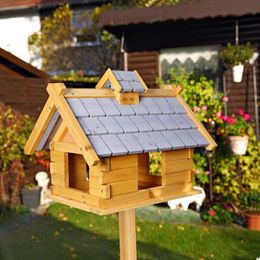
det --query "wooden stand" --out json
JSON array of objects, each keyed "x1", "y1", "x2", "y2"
[{"x1": 119, "y1": 209, "x2": 136, "y2": 260}]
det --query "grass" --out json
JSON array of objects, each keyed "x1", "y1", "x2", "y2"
[{"x1": 0, "y1": 203, "x2": 259, "y2": 260}]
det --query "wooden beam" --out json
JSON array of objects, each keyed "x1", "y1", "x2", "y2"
[
  {"x1": 53, "y1": 141, "x2": 81, "y2": 154},
  {"x1": 176, "y1": 95, "x2": 217, "y2": 150},
  {"x1": 95, "y1": 68, "x2": 110, "y2": 89},
  {"x1": 24, "y1": 97, "x2": 56, "y2": 154},
  {"x1": 141, "y1": 89, "x2": 176, "y2": 97},
  {"x1": 65, "y1": 88, "x2": 115, "y2": 98},
  {"x1": 119, "y1": 209, "x2": 137, "y2": 260},
  {"x1": 47, "y1": 83, "x2": 100, "y2": 166}
]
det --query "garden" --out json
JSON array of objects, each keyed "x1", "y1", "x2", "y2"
[{"x1": 0, "y1": 3, "x2": 260, "y2": 260}]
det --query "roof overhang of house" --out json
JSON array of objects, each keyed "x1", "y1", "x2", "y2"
[
  {"x1": 0, "y1": 48, "x2": 49, "y2": 79},
  {"x1": 101, "y1": 0, "x2": 260, "y2": 29}
]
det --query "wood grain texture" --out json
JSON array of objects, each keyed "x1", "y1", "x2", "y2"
[
  {"x1": 119, "y1": 209, "x2": 137, "y2": 260},
  {"x1": 24, "y1": 97, "x2": 55, "y2": 154},
  {"x1": 115, "y1": 92, "x2": 140, "y2": 105},
  {"x1": 65, "y1": 88, "x2": 115, "y2": 98}
]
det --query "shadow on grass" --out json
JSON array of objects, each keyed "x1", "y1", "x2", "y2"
[{"x1": 0, "y1": 214, "x2": 191, "y2": 260}]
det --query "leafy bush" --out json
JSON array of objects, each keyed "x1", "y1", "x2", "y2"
[
  {"x1": 202, "y1": 204, "x2": 233, "y2": 224},
  {"x1": 239, "y1": 190, "x2": 260, "y2": 213},
  {"x1": 220, "y1": 43, "x2": 254, "y2": 66},
  {"x1": 0, "y1": 103, "x2": 35, "y2": 210}
]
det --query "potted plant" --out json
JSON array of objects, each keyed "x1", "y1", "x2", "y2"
[
  {"x1": 240, "y1": 190, "x2": 260, "y2": 230},
  {"x1": 220, "y1": 43, "x2": 254, "y2": 82},
  {"x1": 217, "y1": 109, "x2": 250, "y2": 155}
]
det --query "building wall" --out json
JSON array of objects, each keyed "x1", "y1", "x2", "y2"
[
  {"x1": 0, "y1": 76, "x2": 48, "y2": 118},
  {"x1": 0, "y1": 12, "x2": 41, "y2": 66}
]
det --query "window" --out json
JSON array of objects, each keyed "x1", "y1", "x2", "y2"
[{"x1": 159, "y1": 45, "x2": 222, "y2": 91}]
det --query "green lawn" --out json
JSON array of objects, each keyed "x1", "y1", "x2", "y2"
[{"x1": 0, "y1": 203, "x2": 259, "y2": 260}]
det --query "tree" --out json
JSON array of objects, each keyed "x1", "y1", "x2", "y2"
[{"x1": 29, "y1": 4, "x2": 119, "y2": 76}]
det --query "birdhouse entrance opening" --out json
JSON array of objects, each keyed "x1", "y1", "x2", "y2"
[
  {"x1": 138, "y1": 153, "x2": 162, "y2": 189},
  {"x1": 68, "y1": 153, "x2": 89, "y2": 192}
]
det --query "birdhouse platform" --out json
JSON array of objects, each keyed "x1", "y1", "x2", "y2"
[{"x1": 25, "y1": 68, "x2": 216, "y2": 215}]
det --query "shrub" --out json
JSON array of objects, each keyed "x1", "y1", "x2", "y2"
[
  {"x1": 0, "y1": 103, "x2": 35, "y2": 210},
  {"x1": 202, "y1": 204, "x2": 233, "y2": 224}
]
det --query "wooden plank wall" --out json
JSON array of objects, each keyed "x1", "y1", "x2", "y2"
[
  {"x1": 127, "y1": 51, "x2": 159, "y2": 89},
  {"x1": 0, "y1": 76, "x2": 48, "y2": 118}
]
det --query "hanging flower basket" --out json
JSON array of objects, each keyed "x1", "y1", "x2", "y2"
[
  {"x1": 220, "y1": 43, "x2": 253, "y2": 83},
  {"x1": 228, "y1": 135, "x2": 249, "y2": 155},
  {"x1": 232, "y1": 64, "x2": 244, "y2": 83}
]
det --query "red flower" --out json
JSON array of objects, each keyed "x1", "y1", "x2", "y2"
[
  {"x1": 227, "y1": 117, "x2": 235, "y2": 125},
  {"x1": 209, "y1": 210, "x2": 216, "y2": 217},
  {"x1": 238, "y1": 108, "x2": 244, "y2": 116},
  {"x1": 243, "y1": 113, "x2": 250, "y2": 121}
]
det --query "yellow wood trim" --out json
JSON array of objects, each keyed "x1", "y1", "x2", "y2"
[
  {"x1": 115, "y1": 92, "x2": 139, "y2": 104},
  {"x1": 65, "y1": 88, "x2": 115, "y2": 98},
  {"x1": 95, "y1": 68, "x2": 110, "y2": 89},
  {"x1": 107, "y1": 69, "x2": 123, "y2": 92},
  {"x1": 51, "y1": 186, "x2": 100, "y2": 207},
  {"x1": 134, "y1": 70, "x2": 148, "y2": 92},
  {"x1": 160, "y1": 84, "x2": 183, "y2": 96},
  {"x1": 53, "y1": 141, "x2": 81, "y2": 154},
  {"x1": 47, "y1": 83, "x2": 100, "y2": 166},
  {"x1": 51, "y1": 186, "x2": 200, "y2": 216},
  {"x1": 89, "y1": 182, "x2": 111, "y2": 199},
  {"x1": 24, "y1": 97, "x2": 56, "y2": 155},
  {"x1": 141, "y1": 89, "x2": 176, "y2": 97},
  {"x1": 64, "y1": 88, "x2": 177, "y2": 98},
  {"x1": 176, "y1": 95, "x2": 217, "y2": 150}
]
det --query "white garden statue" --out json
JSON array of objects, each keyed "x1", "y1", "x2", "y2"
[
  {"x1": 168, "y1": 186, "x2": 205, "y2": 211},
  {"x1": 35, "y1": 171, "x2": 52, "y2": 205}
]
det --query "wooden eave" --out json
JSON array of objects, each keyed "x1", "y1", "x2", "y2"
[
  {"x1": 24, "y1": 83, "x2": 100, "y2": 166},
  {"x1": 0, "y1": 48, "x2": 49, "y2": 79}
]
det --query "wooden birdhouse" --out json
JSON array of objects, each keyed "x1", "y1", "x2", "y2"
[{"x1": 24, "y1": 68, "x2": 216, "y2": 215}]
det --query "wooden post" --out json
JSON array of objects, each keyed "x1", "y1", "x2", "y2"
[{"x1": 119, "y1": 209, "x2": 136, "y2": 260}]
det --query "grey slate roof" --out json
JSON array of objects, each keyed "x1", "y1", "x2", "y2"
[
  {"x1": 105, "y1": 70, "x2": 146, "y2": 93},
  {"x1": 66, "y1": 96, "x2": 209, "y2": 157}
]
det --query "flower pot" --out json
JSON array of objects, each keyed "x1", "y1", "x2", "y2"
[
  {"x1": 245, "y1": 212, "x2": 260, "y2": 231},
  {"x1": 232, "y1": 64, "x2": 244, "y2": 83},
  {"x1": 21, "y1": 186, "x2": 41, "y2": 209},
  {"x1": 228, "y1": 135, "x2": 249, "y2": 155}
]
